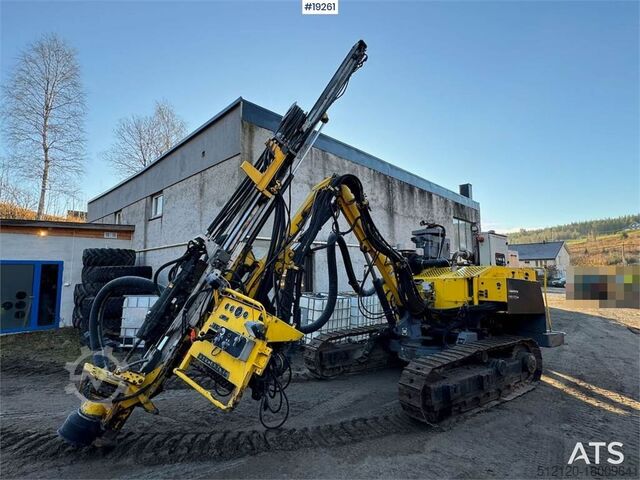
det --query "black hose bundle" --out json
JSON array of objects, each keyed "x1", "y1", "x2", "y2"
[
  {"x1": 205, "y1": 103, "x2": 307, "y2": 247},
  {"x1": 276, "y1": 187, "x2": 337, "y2": 327},
  {"x1": 253, "y1": 192, "x2": 292, "y2": 310},
  {"x1": 258, "y1": 352, "x2": 292, "y2": 429},
  {"x1": 333, "y1": 175, "x2": 428, "y2": 317},
  {"x1": 206, "y1": 147, "x2": 273, "y2": 242},
  {"x1": 88, "y1": 276, "x2": 160, "y2": 365},
  {"x1": 152, "y1": 240, "x2": 203, "y2": 288},
  {"x1": 294, "y1": 233, "x2": 341, "y2": 334},
  {"x1": 285, "y1": 232, "x2": 375, "y2": 334},
  {"x1": 333, "y1": 233, "x2": 375, "y2": 297},
  {"x1": 274, "y1": 104, "x2": 306, "y2": 152},
  {"x1": 273, "y1": 173, "x2": 429, "y2": 333}
]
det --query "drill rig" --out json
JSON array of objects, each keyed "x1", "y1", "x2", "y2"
[{"x1": 58, "y1": 40, "x2": 563, "y2": 447}]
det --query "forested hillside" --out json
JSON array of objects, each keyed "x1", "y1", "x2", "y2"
[{"x1": 506, "y1": 214, "x2": 639, "y2": 244}]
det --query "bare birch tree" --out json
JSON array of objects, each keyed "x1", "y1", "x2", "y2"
[
  {"x1": 0, "y1": 158, "x2": 38, "y2": 213},
  {"x1": 2, "y1": 33, "x2": 86, "y2": 219},
  {"x1": 103, "y1": 100, "x2": 187, "y2": 178}
]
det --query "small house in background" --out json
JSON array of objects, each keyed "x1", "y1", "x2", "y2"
[
  {"x1": 66, "y1": 210, "x2": 88, "y2": 221},
  {"x1": 0, "y1": 219, "x2": 134, "y2": 333},
  {"x1": 507, "y1": 249, "x2": 520, "y2": 267},
  {"x1": 508, "y1": 241, "x2": 570, "y2": 276}
]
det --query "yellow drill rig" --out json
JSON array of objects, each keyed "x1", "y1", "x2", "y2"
[{"x1": 58, "y1": 40, "x2": 563, "y2": 446}]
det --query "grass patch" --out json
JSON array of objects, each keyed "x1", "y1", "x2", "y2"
[{"x1": 0, "y1": 328, "x2": 81, "y2": 368}]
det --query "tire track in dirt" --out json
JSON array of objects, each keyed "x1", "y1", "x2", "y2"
[
  {"x1": 1, "y1": 361, "x2": 68, "y2": 377},
  {"x1": 1, "y1": 412, "x2": 425, "y2": 466},
  {"x1": 1, "y1": 365, "x2": 317, "y2": 390}
]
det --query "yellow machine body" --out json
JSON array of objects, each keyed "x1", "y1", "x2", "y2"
[
  {"x1": 71, "y1": 288, "x2": 303, "y2": 433},
  {"x1": 415, "y1": 265, "x2": 538, "y2": 309},
  {"x1": 173, "y1": 289, "x2": 303, "y2": 411}
]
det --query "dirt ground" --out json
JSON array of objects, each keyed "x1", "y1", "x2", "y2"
[{"x1": 1, "y1": 293, "x2": 638, "y2": 479}]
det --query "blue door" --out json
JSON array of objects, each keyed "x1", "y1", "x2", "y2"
[{"x1": 0, "y1": 260, "x2": 63, "y2": 334}]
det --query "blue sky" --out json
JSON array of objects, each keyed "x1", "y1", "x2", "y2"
[{"x1": 1, "y1": 1, "x2": 638, "y2": 232}]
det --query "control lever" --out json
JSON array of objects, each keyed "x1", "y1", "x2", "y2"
[{"x1": 245, "y1": 321, "x2": 265, "y2": 340}]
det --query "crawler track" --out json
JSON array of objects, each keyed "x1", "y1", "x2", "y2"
[
  {"x1": 303, "y1": 325, "x2": 390, "y2": 378},
  {"x1": 398, "y1": 336, "x2": 542, "y2": 423}
]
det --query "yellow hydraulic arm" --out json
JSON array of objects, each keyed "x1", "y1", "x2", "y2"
[
  {"x1": 58, "y1": 40, "x2": 371, "y2": 447},
  {"x1": 233, "y1": 174, "x2": 417, "y2": 329}
]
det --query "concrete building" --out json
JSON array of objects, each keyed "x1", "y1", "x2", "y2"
[
  {"x1": 509, "y1": 241, "x2": 571, "y2": 276},
  {"x1": 88, "y1": 98, "x2": 480, "y2": 291},
  {"x1": 0, "y1": 220, "x2": 134, "y2": 331}
]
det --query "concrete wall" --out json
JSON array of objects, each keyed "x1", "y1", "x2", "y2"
[
  {"x1": 88, "y1": 104, "x2": 242, "y2": 221},
  {"x1": 243, "y1": 122, "x2": 480, "y2": 292},
  {"x1": 242, "y1": 100, "x2": 479, "y2": 211},
  {"x1": 1, "y1": 233, "x2": 132, "y2": 327},
  {"x1": 89, "y1": 102, "x2": 244, "y2": 272},
  {"x1": 88, "y1": 104, "x2": 480, "y2": 292},
  {"x1": 92, "y1": 154, "x2": 245, "y2": 272}
]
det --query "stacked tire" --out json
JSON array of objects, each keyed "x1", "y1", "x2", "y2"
[{"x1": 73, "y1": 248, "x2": 152, "y2": 340}]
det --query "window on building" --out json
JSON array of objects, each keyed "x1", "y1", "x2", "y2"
[
  {"x1": 114, "y1": 210, "x2": 122, "y2": 225},
  {"x1": 151, "y1": 193, "x2": 164, "y2": 218},
  {"x1": 452, "y1": 218, "x2": 473, "y2": 252}
]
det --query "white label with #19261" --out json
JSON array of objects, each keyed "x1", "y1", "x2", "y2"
[{"x1": 302, "y1": 0, "x2": 338, "y2": 15}]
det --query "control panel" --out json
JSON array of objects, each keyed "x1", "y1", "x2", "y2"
[
  {"x1": 206, "y1": 324, "x2": 254, "y2": 361},
  {"x1": 173, "y1": 289, "x2": 303, "y2": 412}
]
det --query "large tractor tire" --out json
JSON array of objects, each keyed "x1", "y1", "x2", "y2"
[
  {"x1": 82, "y1": 248, "x2": 136, "y2": 267},
  {"x1": 77, "y1": 315, "x2": 123, "y2": 338},
  {"x1": 81, "y1": 266, "x2": 152, "y2": 284},
  {"x1": 77, "y1": 298, "x2": 125, "y2": 336},
  {"x1": 101, "y1": 317, "x2": 124, "y2": 335},
  {"x1": 74, "y1": 283, "x2": 106, "y2": 306},
  {"x1": 72, "y1": 306, "x2": 83, "y2": 329},
  {"x1": 74, "y1": 281, "x2": 156, "y2": 303}
]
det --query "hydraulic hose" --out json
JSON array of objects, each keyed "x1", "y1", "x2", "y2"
[
  {"x1": 408, "y1": 254, "x2": 450, "y2": 274},
  {"x1": 296, "y1": 233, "x2": 340, "y2": 334},
  {"x1": 334, "y1": 174, "x2": 429, "y2": 316},
  {"x1": 294, "y1": 232, "x2": 376, "y2": 333},
  {"x1": 334, "y1": 234, "x2": 375, "y2": 297},
  {"x1": 88, "y1": 276, "x2": 160, "y2": 362},
  {"x1": 153, "y1": 255, "x2": 185, "y2": 287}
]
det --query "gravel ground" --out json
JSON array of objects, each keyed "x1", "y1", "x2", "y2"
[{"x1": 1, "y1": 293, "x2": 638, "y2": 479}]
